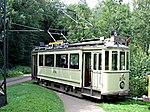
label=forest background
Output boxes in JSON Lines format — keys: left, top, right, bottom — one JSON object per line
{"left": 0, "top": 0, "right": 150, "bottom": 97}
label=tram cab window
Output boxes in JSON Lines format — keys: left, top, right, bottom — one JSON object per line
{"left": 56, "top": 54, "right": 68, "bottom": 68}
{"left": 39, "top": 55, "right": 43, "bottom": 66}
{"left": 99, "top": 54, "right": 102, "bottom": 70}
{"left": 112, "top": 51, "right": 118, "bottom": 70}
{"left": 105, "top": 51, "right": 109, "bottom": 70}
{"left": 70, "top": 54, "right": 79, "bottom": 69}
{"left": 93, "top": 54, "right": 97, "bottom": 70}
{"left": 45, "top": 54, "right": 54, "bottom": 67}
{"left": 126, "top": 52, "right": 129, "bottom": 70}
{"left": 120, "top": 52, "right": 125, "bottom": 70}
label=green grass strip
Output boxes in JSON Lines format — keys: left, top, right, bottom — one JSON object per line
{"left": 99, "top": 99, "right": 150, "bottom": 112}
{"left": 0, "top": 81, "right": 64, "bottom": 112}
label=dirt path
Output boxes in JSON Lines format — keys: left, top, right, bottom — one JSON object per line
{"left": 56, "top": 92, "right": 105, "bottom": 112}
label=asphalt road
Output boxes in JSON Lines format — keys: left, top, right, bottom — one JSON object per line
{"left": 56, "top": 92, "right": 105, "bottom": 112}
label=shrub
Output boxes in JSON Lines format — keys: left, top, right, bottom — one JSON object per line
{"left": 7, "top": 70, "right": 24, "bottom": 77}
{"left": 129, "top": 44, "right": 150, "bottom": 97}
{"left": 129, "top": 77, "right": 148, "bottom": 97}
{"left": 12, "top": 66, "right": 31, "bottom": 74}
{"left": 3, "top": 66, "right": 31, "bottom": 78}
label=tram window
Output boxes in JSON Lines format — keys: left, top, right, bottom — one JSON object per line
{"left": 112, "top": 51, "right": 118, "bottom": 70}
{"left": 70, "top": 54, "right": 79, "bottom": 69}
{"left": 105, "top": 51, "right": 109, "bottom": 70}
{"left": 45, "top": 54, "right": 54, "bottom": 67}
{"left": 93, "top": 54, "right": 97, "bottom": 70}
{"left": 56, "top": 54, "right": 68, "bottom": 68}
{"left": 39, "top": 55, "right": 43, "bottom": 66}
{"left": 120, "top": 52, "right": 125, "bottom": 70}
{"left": 126, "top": 52, "right": 129, "bottom": 70}
{"left": 99, "top": 54, "right": 102, "bottom": 70}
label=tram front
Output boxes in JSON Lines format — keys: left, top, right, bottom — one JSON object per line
{"left": 100, "top": 44, "right": 130, "bottom": 96}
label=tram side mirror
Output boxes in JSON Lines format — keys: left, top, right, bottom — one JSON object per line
{"left": 39, "top": 42, "right": 45, "bottom": 47}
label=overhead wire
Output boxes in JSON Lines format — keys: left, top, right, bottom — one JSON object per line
{"left": 9, "top": 22, "right": 44, "bottom": 32}
{"left": 8, "top": 0, "right": 94, "bottom": 41}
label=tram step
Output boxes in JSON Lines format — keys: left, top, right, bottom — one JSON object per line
{"left": 81, "top": 93, "right": 101, "bottom": 99}
{"left": 82, "top": 87, "right": 91, "bottom": 94}
{"left": 83, "top": 87, "right": 91, "bottom": 89}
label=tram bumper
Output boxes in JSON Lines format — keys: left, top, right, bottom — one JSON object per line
{"left": 101, "top": 90, "right": 129, "bottom": 96}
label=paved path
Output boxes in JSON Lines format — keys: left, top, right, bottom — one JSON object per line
{"left": 56, "top": 92, "right": 105, "bottom": 112}
{"left": 0, "top": 74, "right": 31, "bottom": 86}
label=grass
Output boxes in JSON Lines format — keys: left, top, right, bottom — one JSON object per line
{"left": 0, "top": 81, "right": 64, "bottom": 112}
{"left": 99, "top": 99, "right": 150, "bottom": 112}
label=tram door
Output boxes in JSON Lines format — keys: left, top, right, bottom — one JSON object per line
{"left": 32, "top": 54, "right": 37, "bottom": 78}
{"left": 83, "top": 52, "right": 91, "bottom": 87}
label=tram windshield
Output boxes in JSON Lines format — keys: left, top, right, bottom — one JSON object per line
{"left": 120, "top": 52, "right": 125, "bottom": 70}
{"left": 112, "top": 51, "right": 118, "bottom": 70}
{"left": 104, "top": 50, "right": 129, "bottom": 71}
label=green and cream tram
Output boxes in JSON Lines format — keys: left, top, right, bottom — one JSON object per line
{"left": 32, "top": 36, "right": 129, "bottom": 99}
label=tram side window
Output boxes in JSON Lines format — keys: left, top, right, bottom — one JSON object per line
{"left": 99, "top": 53, "right": 102, "bottom": 70}
{"left": 93, "top": 54, "right": 97, "bottom": 70}
{"left": 105, "top": 51, "right": 109, "bottom": 70}
{"left": 120, "top": 52, "right": 125, "bottom": 70}
{"left": 126, "top": 52, "right": 129, "bottom": 70}
{"left": 70, "top": 54, "right": 79, "bottom": 69}
{"left": 112, "top": 51, "right": 118, "bottom": 70}
{"left": 39, "top": 55, "right": 43, "bottom": 66}
{"left": 56, "top": 54, "right": 68, "bottom": 68}
{"left": 45, "top": 54, "right": 54, "bottom": 67}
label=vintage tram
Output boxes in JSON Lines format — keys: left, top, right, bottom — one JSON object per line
{"left": 32, "top": 36, "right": 129, "bottom": 99}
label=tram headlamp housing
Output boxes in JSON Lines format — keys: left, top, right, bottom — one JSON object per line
{"left": 120, "top": 81, "right": 125, "bottom": 89}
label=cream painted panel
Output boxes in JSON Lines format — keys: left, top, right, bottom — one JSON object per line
{"left": 38, "top": 66, "right": 82, "bottom": 86}
{"left": 101, "top": 72, "right": 129, "bottom": 93}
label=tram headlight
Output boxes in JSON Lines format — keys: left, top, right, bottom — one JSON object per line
{"left": 120, "top": 81, "right": 125, "bottom": 89}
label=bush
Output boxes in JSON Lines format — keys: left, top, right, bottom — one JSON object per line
{"left": 12, "top": 66, "right": 31, "bottom": 74}
{"left": 7, "top": 70, "right": 24, "bottom": 78}
{"left": 129, "top": 44, "right": 150, "bottom": 97}
{"left": 129, "top": 77, "right": 148, "bottom": 97}
{"left": 4, "top": 66, "right": 31, "bottom": 78}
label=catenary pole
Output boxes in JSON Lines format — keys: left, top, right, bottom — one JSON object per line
{"left": 3, "top": 0, "right": 7, "bottom": 104}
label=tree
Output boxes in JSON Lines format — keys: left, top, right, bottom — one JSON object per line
{"left": 90, "top": 0, "right": 131, "bottom": 38}
{"left": 55, "top": 0, "right": 92, "bottom": 41}
{"left": 130, "top": 0, "right": 150, "bottom": 55}
{"left": 6, "top": 0, "right": 59, "bottom": 66}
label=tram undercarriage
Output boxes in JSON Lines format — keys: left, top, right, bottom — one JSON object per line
{"left": 33, "top": 77, "right": 128, "bottom": 100}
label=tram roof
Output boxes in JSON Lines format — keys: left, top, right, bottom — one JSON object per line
{"left": 32, "top": 36, "right": 129, "bottom": 52}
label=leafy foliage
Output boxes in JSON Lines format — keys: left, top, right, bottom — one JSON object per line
{"left": 12, "top": 65, "right": 31, "bottom": 74}
{"left": 129, "top": 43, "right": 150, "bottom": 96}
{"left": 130, "top": 0, "right": 150, "bottom": 55}
{"left": 90, "top": 0, "right": 131, "bottom": 38}
{"left": 7, "top": 0, "right": 59, "bottom": 66}
{"left": 0, "top": 66, "right": 31, "bottom": 79}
